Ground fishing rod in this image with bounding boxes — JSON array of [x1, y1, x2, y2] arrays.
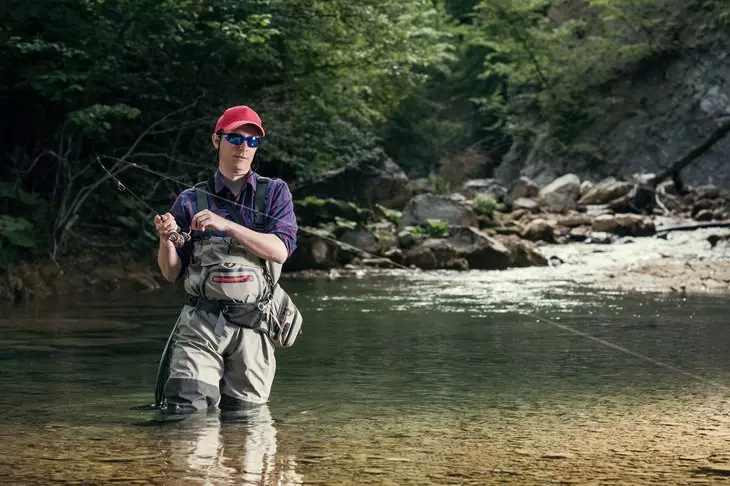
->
[[96, 157, 191, 248], [99, 156, 410, 269], [102, 159, 729, 394], [97, 158, 730, 410]]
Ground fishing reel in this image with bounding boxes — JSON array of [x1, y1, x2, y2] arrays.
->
[[168, 230, 191, 248]]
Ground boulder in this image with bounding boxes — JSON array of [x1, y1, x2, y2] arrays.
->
[[508, 176, 540, 200], [495, 235, 548, 267], [461, 179, 508, 201], [591, 214, 656, 237], [579, 180, 594, 197], [407, 178, 432, 196], [398, 194, 478, 229], [578, 177, 633, 205], [512, 197, 540, 211], [339, 228, 382, 255], [695, 184, 720, 200], [538, 174, 581, 213], [695, 209, 715, 221], [521, 218, 556, 243], [294, 197, 371, 227], [283, 229, 340, 271], [448, 227, 513, 270], [557, 213, 592, 228], [403, 227, 513, 270], [290, 150, 411, 209]]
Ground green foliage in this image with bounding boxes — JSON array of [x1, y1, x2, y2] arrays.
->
[[473, 195, 498, 217], [375, 204, 402, 225], [428, 172, 453, 194], [469, 0, 678, 147], [0, 216, 36, 249], [294, 197, 372, 227], [411, 219, 450, 238], [0, 182, 49, 267], [67, 104, 141, 136]]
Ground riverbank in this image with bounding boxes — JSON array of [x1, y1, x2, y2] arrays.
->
[[2, 218, 729, 307]]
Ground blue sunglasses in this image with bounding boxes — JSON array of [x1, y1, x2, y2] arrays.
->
[[221, 132, 261, 148]]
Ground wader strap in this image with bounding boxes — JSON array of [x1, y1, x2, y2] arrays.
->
[[254, 177, 269, 233], [194, 181, 210, 243], [195, 181, 208, 212], [186, 294, 269, 334]]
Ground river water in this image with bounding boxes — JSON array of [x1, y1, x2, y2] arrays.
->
[[1, 272, 729, 485]]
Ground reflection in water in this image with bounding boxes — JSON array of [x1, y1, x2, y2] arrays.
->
[[159, 405, 302, 485]]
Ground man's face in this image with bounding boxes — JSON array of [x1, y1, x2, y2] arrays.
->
[[212, 125, 261, 177]]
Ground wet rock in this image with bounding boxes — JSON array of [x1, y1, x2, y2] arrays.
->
[[692, 199, 716, 217], [585, 231, 615, 244], [521, 218, 556, 243], [382, 248, 404, 264], [578, 177, 633, 205], [541, 452, 574, 459], [449, 227, 513, 270], [402, 241, 454, 270], [290, 150, 411, 209], [695, 209, 715, 222], [508, 176, 540, 200], [568, 226, 590, 242], [708, 233, 730, 248], [538, 174, 581, 213], [496, 235, 548, 267], [398, 194, 478, 229]]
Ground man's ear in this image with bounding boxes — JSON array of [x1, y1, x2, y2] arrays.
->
[[211, 132, 220, 149]]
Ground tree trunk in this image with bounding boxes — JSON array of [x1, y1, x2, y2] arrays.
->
[[649, 119, 730, 188]]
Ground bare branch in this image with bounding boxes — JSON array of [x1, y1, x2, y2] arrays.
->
[[119, 94, 205, 162]]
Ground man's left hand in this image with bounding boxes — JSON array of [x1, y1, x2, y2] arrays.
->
[[191, 210, 232, 233]]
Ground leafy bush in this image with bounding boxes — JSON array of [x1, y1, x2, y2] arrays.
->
[[473, 195, 499, 217], [411, 218, 450, 238]]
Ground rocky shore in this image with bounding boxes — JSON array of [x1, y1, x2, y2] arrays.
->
[[2, 155, 729, 304], [282, 155, 730, 295]]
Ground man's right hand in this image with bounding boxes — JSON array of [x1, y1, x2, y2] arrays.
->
[[154, 213, 178, 246]]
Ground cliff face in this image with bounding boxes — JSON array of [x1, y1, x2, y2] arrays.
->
[[496, 13, 730, 189]]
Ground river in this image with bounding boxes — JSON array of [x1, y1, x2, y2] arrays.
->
[[1, 272, 729, 484]]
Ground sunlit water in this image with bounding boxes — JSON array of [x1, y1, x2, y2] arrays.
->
[[1, 272, 729, 485]]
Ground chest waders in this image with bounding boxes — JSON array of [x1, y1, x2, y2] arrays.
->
[[154, 177, 303, 411]]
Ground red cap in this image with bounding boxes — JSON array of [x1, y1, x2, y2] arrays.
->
[[214, 105, 265, 137]]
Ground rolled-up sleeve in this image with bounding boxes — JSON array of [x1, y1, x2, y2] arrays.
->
[[266, 179, 298, 256]]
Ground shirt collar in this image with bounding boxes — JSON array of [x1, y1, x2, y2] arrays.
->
[[213, 169, 258, 195]]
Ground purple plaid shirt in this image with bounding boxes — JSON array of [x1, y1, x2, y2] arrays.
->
[[169, 170, 298, 273]]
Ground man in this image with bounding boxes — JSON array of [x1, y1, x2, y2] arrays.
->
[[153, 105, 298, 413]]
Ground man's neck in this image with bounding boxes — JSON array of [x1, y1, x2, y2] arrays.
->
[[218, 167, 249, 196]]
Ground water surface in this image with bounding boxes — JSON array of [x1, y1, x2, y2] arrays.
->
[[1, 272, 729, 484]]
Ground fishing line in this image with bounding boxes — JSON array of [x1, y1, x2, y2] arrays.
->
[[96, 157, 193, 247], [99, 159, 724, 391], [527, 312, 730, 391], [98, 156, 409, 269]]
